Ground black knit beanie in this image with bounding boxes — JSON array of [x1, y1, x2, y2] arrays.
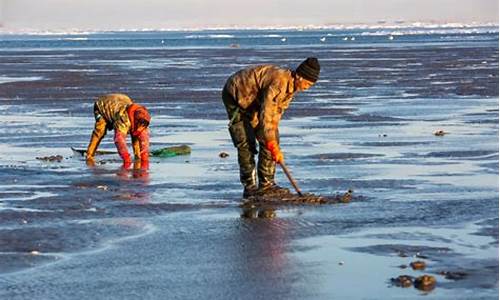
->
[[295, 57, 320, 82]]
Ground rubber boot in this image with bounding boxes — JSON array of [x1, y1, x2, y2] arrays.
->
[[257, 142, 290, 197], [223, 89, 259, 198], [242, 168, 258, 198], [230, 123, 257, 198]]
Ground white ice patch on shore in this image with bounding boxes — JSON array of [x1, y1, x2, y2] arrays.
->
[[0, 76, 44, 84], [189, 87, 221, 91], [89, 58, 202, 70], [185, 34, 235, 39], [0, 190, 58, 201], [62, 37, 89, 41]]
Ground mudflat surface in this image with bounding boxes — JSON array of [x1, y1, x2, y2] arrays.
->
[[0, 27, 498, 299]]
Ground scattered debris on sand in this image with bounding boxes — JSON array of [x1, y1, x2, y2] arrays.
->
[[36, 155, 63, 162], [434, 130, 448, 136], [410, 260, 426, 270], [219, 152, 229, 158]]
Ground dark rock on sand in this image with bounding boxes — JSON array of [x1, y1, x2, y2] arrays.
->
[[414, 275, 436, 291], [410, 260, 426, 270], [434, 130, 448, 136], [219, 152, 229, 158]]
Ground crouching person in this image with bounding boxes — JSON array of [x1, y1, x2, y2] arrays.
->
[[86, 93, 151, 168]]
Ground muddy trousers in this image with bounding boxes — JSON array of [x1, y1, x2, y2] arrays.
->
[[222, 89, 277, 189]]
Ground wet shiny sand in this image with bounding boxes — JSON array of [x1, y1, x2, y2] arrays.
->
[[0, 33, 498, 299]]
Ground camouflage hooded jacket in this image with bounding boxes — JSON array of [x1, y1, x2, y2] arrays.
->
[[93, 93, 133, 134], [224, 65, 296, 142], [87, 93, 144, 159]]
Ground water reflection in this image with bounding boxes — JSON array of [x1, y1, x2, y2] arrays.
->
[[212, 206, 304, 299], [80, 160, 151, 204], [117, 160, 150, 183], [241, 206, 277, 219]]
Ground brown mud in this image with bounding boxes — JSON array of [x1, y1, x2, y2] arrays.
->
[[240, 189, 355, 219], [241, 189, 353, 207]]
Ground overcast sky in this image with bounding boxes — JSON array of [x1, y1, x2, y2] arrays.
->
[[0, 0, 498, 31]]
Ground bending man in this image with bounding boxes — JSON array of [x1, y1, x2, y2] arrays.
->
[[222, 57, 320, 197], [86, 93, 151, 167]]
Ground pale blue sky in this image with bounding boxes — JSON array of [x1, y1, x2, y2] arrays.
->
[[1, 0, 498, 31]]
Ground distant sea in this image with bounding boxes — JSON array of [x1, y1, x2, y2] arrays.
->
[[0, 23, 497, 50]]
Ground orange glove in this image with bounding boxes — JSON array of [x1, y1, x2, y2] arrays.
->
[[266, 140, 284, 163]]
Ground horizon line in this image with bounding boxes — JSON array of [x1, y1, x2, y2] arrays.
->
[[0, 21, 498, 35]]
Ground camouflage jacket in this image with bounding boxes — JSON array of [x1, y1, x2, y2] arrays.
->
[[94, 93, 133, 134], [87, 93, 142, 159], [224, 65, 296, 142]]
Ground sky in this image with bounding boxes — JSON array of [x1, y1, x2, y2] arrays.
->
[[0, 0, 498, 31]]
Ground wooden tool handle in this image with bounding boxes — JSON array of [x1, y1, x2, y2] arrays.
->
[[279, 162, 303, 197]]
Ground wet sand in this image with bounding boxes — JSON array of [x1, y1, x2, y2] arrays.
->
[[0, 31, 498, 299]]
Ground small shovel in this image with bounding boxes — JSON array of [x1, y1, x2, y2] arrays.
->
[[279, 161, 303, 197]]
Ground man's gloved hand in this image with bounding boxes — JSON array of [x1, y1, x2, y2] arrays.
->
[[266, 140, 284, 164]]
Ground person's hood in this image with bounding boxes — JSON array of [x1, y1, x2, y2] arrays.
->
[[127, 104, 151, 136]]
